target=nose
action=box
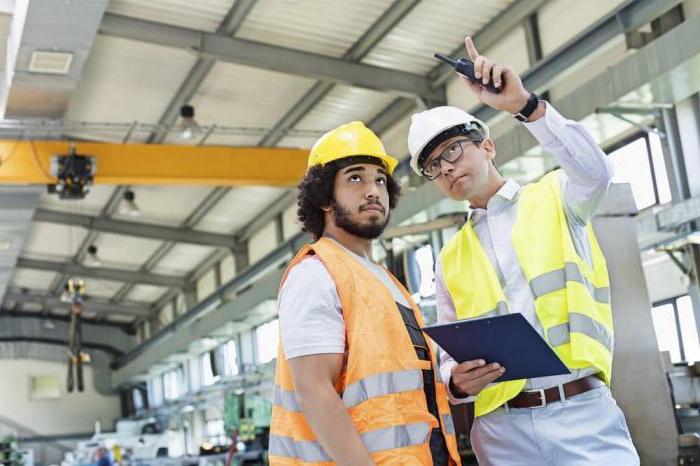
[365,183,380,201]
[440,159,455,177]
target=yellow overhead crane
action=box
[0,140,309,187]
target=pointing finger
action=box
[465,36,479,61]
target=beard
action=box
[331,199,390,239]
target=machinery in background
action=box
[0,441,33,466]
[224,393,270,465]
[60,419,172,466]
[47,145,96,200]
[62,278,89,393]
[667,363,700,464]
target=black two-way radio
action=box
[434,53,503,94]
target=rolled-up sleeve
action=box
[278,258,345,359]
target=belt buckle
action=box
[529,388,547,408]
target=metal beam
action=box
[0,314,134,354]
[492,11,700,167]
[364,0,548,159]
[112,187,230,307]
[429,0,549,87]
[215,96,425,271]
[33,208,235,248]
[50,185,129,297]
[0,140,308,186]
[382,213,465,239]
[236,190,298,242]
[148,0,257,143]
[523,11,543,65]
[179,1,423,299]
[0,185,42,308]
[3,290,149,317]
[0,309,134,331]
[111,180,444,382]
[16,257,186,288]
[368,97,421,135]
[66,0,254,298]
[0,337,123,357]
[112,231,309,377]
[259,0,421,147]
[99,14,442,101]
[472,0,684,122]
[259,82,336,147]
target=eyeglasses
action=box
[420,139,475,180]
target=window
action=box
[607,133,671,211]
[652,295,700,363]
[148,376,164,407]
[30,375,60,400]
[206,419,225,438]
[133,387,146,412]
[647,133,672,204]
[163,367,184,401]
[223,340,239,376]
[414,244,436,299]
[188,357,201,393]
[201,352,218,386]
[255,319,279,364]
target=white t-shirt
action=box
[278,241,410,360]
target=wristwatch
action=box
[513,92,539,122]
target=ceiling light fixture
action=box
[84,245,102,268]
[178,105,201,141]
[119,189,141,217]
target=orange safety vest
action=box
[269,238,461,465]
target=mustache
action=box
[359,202,385,213]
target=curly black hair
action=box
[297,156,401,240]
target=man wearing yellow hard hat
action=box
[268,121,461,466]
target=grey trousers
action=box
[471,386,639,466]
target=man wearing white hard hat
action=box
[407,37,639,465]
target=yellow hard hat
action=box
[307,121,398,174]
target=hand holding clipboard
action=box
[422,313,570,396]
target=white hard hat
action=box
[407,106,490,176]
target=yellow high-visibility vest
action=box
[440,170,613,417]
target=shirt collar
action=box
[497,178,521,202]
[468,178,521,222]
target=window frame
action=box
[603,131,667,210]
[652,294,700,363]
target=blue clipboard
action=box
[422,313,570,382]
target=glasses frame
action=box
[420,138,475,181]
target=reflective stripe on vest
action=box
[480,300,510,318]
[273,385,301,412]
[547,312,614,352]
[529,262,610,304]
[442,414,455,436]
[269,422,431,461]
[342,369,423,409]
[272,369,425,413]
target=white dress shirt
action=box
[436,103,614,403]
